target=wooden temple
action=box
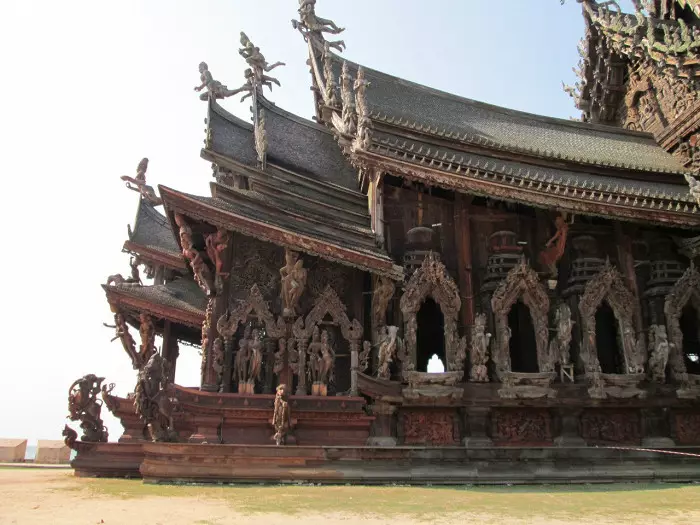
[65,1,700,483]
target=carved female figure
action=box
[272,384,291,446]
[318,329,335,389]
[552,303,574,366]
[205,229,230,278]
[280,250,307,316]
[248,329,263,388]
[648,325,671,383]
[306,326,323,386]
[539,215,569,277]
[470,313,491,382]
[235,325,252,387]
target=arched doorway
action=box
[416,297,445,372]
[680,304,700,375]
[508,300,539,373]
[595,301,625,374]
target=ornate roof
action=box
[124,199,186,269]
[103,277,206,329]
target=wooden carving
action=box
[138,313,156,368]
[307,327,335,395]
[339,61,357,135]
[67,374,109,443]
[674,412,700,445]
[372,276,395,328]
[353,66,372,151]
[104,312,144,371]
[280,249,308,317]
[133,353,178,442]
[402,410,457,445]
[490,260,551,377]
[200,298,214,386]
[578,261,644,377]
[174,213,216,297]
[322,42,339,107]
[549,303,574,367]
[648,324,671,384]
[580,410,641,445]
[205,228,230,278]
[376,325,403,380]
[538,215,569,277]
[272,384,292,446]
[664,264,700,383]
[399,252,463,373]
[292,0,346,52]
[470,313,492,382]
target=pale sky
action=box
[0,0,637,444]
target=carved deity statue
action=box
[280,249,307,317]
[235,325,253,389]
[174,213,215,296]
[272,384,292,446]
[359,340,371,372]
[205,228,230,278]
[539,215,569,277]
[470,313,492,382]
[67,374,109,442]
[648,324,672,383]
[307,326,323,385]
[372,276,395,327]
[376,325,402,380]
[248,329,264,389]
[133,352,178,442]
[238,32,285,93]
[551,303,574,367]
[292,0,346,52]
[212,337,225,387]
[354,66,372,149]
[318,329,335,387]
[139,313,156,366]
[104,312,141,370]
[194,62,246,101]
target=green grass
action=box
[57,477,700,520]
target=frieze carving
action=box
[581,410,641,445]
[402,410,457,445]
[372,276,395,329]
[134,353,178,442]
[280,249,308,317]
[400,252,464,373]
[292,0,346,52]
[490,260,552,377]
[550,303,574,368]
[470,313,492,382]
[664,264,700,385]
[67,374,109,443]
[491,409,552,444]
[647,324,672,383]
[674,412,700,445]
[174,213,216,297]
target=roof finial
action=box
[120,158,163,206]
[238,31,285,97]
[292,0,346,52]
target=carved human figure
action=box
[238,32,285,91]
[685,173,700,207]
[133,353,177,442]
[292,0,346,52]
[470,313,492,382]
[280,250,307,316]
[372,277,395,328]
[648,325,672,383]
[212,337,224,387]
[354,65,372,149]
[67,374,109,442]
[104,313,140,369]
[322,42,339,106]
[272,384,292,446]
[306,326,323,385]
[376,325,402,380]
[194,62,245,101]
[205,229,230,278]
[235,325,253,387]
[551,303,574,367]
[139,313,156,366]
[359,340,371,372]
[539,215,569,277]
[248,329,263,388]
[274,338,287,376]
[340,62,356,134]
[318,329,335,387]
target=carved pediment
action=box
[218,284,285,339]
[400,252,460,319]
[293,285,363,342]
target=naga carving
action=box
[470,313,492,382]
[67,374,109,443]
[292,0,346,52]
[106,257,142,287]
[280,249,308,317]
[272,384,292,445]
[134,353,178,442]
[579,261,645,382]
[399,252,464,374]
[174,213,216,297]
[664,264,700,385]
[490,260,551,378]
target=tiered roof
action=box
[124,199,186,270]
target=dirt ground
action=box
[1,468,700,525]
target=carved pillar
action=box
[200,232,235,392]
[554,409,585,447]
[615,224,644,332]
[462,408,493,447]
[367,402,397,446]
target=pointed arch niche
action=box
[490,261,552,379]
[399,252,463,374]
[664,265,700,382]
[578,262,644,377]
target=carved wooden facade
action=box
[664,264,700,381]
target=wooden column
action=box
[162,320,179,384]
[454,194,475,331]
[614,223,644,331]
[201,230,236,392]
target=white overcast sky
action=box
[0,0,637,444]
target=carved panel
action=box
[673,412,700,445]
[580,410,641,445]
[578,261,644,376]
[491,409,552,445]
[229,236,283,302]
[664,265,700,382]
[402,410,458,445]
[303,258,354,313]
[490,261,551,377]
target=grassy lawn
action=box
[59,478,700,521]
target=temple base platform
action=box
[70,442,700,485]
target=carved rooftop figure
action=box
[120,157,163,206]
[292,0,346,52]
[238,31,285,93]
[194,62,245,101]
